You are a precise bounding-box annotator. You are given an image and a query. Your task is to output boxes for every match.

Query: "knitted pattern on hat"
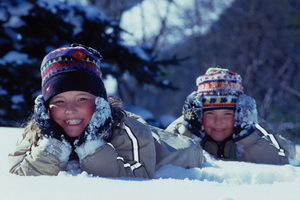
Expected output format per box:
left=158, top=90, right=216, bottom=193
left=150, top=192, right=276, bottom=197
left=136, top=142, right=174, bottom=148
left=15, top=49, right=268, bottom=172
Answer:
left=196, top=68, right=244, bottom=109
left=41, top=46, right=102, bottom=86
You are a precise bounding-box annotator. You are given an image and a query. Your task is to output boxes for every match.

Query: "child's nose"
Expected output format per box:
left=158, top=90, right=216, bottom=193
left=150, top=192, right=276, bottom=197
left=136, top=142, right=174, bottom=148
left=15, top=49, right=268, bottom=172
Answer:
left=214, top=116, right=223, bottom=124
left=65, top=103, right=77, bottom=114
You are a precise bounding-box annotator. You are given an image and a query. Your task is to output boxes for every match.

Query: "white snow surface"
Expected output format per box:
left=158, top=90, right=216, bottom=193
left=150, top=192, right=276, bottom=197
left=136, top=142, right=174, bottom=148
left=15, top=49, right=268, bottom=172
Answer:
left=1, top=127, right=300, bottom=200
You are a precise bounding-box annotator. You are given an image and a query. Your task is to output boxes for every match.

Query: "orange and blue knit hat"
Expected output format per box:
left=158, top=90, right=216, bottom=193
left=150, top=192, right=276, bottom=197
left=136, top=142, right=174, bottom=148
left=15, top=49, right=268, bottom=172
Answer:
left=196, top=68, right=244, bottom=109
left=41, top=44, right=107, bottom=102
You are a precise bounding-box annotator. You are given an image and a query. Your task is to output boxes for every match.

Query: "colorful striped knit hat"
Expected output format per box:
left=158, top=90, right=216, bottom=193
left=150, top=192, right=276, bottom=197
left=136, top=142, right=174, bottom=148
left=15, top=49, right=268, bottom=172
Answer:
left=196, top=68, right=244, bottom=109
left=41, top=44, right=107, bottom=102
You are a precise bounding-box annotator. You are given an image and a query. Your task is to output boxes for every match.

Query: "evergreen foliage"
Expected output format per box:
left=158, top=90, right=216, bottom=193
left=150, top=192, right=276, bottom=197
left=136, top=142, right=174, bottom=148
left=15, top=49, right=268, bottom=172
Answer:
left=0, top=0, right=183, bottom=126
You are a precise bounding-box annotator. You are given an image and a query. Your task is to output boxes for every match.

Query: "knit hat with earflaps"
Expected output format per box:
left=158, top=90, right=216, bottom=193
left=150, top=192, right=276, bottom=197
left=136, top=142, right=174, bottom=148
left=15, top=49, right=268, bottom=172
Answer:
left=41, top=43, right=107, bottom=103
left=39, top=44, right=113, bottom=142
left=183, top=67, right=258, bottom=140
left=196, top=68, right=244, bottom=110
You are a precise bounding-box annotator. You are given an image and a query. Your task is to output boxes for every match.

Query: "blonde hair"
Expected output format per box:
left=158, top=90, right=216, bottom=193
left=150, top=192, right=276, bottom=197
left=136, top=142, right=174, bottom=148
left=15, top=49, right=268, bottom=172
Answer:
left=22, top=119, right=40, bottom=146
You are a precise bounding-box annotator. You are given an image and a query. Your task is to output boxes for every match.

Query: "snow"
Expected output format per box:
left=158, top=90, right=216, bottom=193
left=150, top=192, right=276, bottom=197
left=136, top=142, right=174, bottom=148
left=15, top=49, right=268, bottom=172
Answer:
left=4, top=1, right=33, bottom=28
left=0, top=51, right=36, bottom=65
left=103, top=74, right=118, bottom=95
left=87, top=97, right=111, bottom=133
left=120, top=0, right=235, bottom=45
left=235, top=94, right=258, bottom=128
left=38, top=0, right=108, bottom=36
left=1, top=127, right=300, bottom=200
left=38, top=137, right=72, bottom=163
left=75, top=138, right=105, bottom=161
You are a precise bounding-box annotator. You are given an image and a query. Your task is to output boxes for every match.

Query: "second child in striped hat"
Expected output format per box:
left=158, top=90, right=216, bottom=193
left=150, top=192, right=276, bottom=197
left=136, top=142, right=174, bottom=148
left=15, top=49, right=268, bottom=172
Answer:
left=166, top=67, right=290, bottom=165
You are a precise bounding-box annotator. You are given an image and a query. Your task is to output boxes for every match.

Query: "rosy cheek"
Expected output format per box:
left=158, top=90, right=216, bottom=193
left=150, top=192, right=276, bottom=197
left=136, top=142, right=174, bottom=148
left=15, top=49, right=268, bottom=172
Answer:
left=48, top=106, right=64, bottom=120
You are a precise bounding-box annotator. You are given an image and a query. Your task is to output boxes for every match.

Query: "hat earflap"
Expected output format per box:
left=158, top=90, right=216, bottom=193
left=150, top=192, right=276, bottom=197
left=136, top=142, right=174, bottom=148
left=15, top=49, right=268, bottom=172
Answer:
left=87, top=97, right=112, bottom=140
left=74, top=97, right=112, bottom=146
left=233, top=94, right=258, bottom=141
left=182, top=91, right=205, bottom=138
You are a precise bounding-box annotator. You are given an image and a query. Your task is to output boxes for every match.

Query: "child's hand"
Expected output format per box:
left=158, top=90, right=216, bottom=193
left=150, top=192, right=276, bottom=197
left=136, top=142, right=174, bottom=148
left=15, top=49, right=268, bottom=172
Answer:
left=182, top=91, right=204, bottom=138
left=34, top=95, right=65, bottom=141
left=75, top=97, right=112, bottom=146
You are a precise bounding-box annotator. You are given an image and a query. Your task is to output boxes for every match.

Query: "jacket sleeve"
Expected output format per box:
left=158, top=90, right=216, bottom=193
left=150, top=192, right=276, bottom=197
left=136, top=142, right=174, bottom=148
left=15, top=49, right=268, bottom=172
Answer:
left=166, top=116, right=199, bottom=140
left=75, top=117, right=156, bottom=179
left=235, top=126, right=289, bottom=165
left=8, top=133, right=72, bottom=176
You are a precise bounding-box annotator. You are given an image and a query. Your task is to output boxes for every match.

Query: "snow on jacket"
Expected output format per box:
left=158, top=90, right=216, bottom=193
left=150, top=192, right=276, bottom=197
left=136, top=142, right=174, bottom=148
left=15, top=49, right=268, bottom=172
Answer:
left=165, top=116, right=289, bottom=165
left=8, top=115, right=202, bottom=178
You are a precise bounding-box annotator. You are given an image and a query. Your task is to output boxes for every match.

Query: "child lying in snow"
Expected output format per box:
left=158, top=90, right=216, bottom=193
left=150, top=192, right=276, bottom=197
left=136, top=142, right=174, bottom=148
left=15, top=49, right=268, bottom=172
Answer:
left=166, top=68, right=292, bottom=165
left=8, top=44, right=203, bottom=178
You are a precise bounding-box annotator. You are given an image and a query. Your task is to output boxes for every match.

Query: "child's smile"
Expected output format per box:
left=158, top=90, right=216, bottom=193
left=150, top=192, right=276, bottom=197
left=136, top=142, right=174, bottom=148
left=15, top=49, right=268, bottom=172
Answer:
left=49, top=91, right=96, bottom=138
left=202, top=109, right=235, bottom=142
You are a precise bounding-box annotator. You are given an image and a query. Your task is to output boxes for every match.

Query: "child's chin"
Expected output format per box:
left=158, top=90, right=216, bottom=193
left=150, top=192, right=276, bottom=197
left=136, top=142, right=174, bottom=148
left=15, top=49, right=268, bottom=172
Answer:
left=65, top=131, right=83, bottom=138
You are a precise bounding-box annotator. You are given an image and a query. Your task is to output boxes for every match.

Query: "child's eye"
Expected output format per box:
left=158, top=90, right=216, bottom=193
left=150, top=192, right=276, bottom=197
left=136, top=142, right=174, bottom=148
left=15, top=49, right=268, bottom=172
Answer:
left=54, top=100, right=64, bottom=104
left=78, top=97, right=88, bottom=102
left=49, top=99, right=64, bottom=106
left=204, top=111, right=214, bottom=115
left=224, top=112, right=234, bottom=117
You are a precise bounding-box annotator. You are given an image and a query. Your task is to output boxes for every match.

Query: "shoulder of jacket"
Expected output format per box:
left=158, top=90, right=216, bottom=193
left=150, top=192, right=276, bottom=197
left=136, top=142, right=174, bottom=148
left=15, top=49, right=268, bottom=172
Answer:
left=235, top=129, right=262, bottom=147
left=110, top=115, right=153, bottom=144
left=165, top=116, right=184, bottom=132
left=120, top=115, right=152, bottom=136
left=124, top=111, right=148, bottom=124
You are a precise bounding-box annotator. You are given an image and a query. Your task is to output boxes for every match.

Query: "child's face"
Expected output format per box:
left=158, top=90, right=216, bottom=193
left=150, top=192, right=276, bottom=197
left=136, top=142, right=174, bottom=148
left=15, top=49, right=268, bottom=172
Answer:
left=48, top=91, right=96, bottom=138
left=202, top=109, right=235, bottom=142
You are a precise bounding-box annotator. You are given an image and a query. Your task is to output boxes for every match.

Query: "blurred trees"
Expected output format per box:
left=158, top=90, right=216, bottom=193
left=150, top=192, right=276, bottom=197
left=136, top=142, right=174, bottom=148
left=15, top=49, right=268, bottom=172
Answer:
left=192, top=0, right=300, bottom=139
left=0, top=0, right=299, bottom=140
left=0, top=0, right=182, bottom=126
left=112, top=0, right=300, bottom=139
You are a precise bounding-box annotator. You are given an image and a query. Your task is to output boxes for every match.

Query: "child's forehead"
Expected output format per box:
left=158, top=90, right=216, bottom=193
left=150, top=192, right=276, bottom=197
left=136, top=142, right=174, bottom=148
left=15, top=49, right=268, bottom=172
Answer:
left=51, top=91, right=95, bottom=98
left=204, top=109, right=235, bottom=113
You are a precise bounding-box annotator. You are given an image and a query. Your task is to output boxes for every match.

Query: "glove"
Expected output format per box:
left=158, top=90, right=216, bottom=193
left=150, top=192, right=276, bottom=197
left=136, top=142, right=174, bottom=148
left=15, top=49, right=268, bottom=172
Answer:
left=182, top=91, right=204, bottom=138
left=233, top=94, right=258, bottom=141
left=74, top=97, right=112, bottom=147
left=34, top=95, right=65, bottom=141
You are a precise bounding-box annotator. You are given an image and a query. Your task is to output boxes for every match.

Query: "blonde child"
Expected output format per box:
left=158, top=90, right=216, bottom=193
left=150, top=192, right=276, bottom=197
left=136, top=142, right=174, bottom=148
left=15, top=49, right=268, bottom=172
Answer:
left=8, top=44, right=202, bottom=177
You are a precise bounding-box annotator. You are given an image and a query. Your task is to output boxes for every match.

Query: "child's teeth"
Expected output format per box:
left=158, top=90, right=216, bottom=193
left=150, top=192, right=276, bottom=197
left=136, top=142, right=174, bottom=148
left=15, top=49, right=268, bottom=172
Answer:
left=66, top=119, right=81, bottom=125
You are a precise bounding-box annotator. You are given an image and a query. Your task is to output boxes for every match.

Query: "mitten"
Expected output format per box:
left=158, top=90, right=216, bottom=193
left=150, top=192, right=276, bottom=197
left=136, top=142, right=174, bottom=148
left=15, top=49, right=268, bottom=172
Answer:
left=233, top=94, right=258, bottom=141
left=34, top=95, right=66, bottom=141
left=182, top=91, right=204, bottom=138
left=34, top=95, right=71, bottom=163
left=75, top=97, right=112, bottom=160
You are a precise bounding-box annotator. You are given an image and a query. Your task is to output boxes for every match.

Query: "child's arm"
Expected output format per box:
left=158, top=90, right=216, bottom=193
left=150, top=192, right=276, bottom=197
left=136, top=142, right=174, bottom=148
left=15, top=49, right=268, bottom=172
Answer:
left=8, top=134, right=71, bottom=176
left=75, top=117, right=156, bottom=178
left=235, top=126, right=289, bottom=165
left=8, top=95, right=72, bottom=176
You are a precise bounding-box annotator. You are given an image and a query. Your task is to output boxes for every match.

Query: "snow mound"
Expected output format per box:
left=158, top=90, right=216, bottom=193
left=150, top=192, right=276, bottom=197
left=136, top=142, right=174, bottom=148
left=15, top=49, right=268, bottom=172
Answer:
left=1, top=127, right=300, bottom=200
